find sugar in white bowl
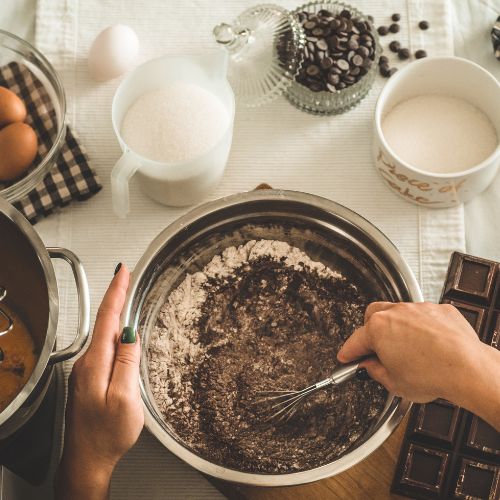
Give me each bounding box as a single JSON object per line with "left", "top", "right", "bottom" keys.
{"left": 381, "top": 94, "right": 498, "bottom": 174}
{"left": 121, "top": 83, "right": 230, "bottom": 163}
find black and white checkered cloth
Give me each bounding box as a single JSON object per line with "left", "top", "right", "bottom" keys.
{"left": 0, "top": 61, "right": 101, "bottom": 223}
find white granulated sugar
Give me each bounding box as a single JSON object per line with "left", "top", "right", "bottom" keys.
{"left": 121, "top": 83, "right": 229, "bottom": 163}
{"left": 382, "top": 94, "right": 498, "bottom": 174}
{"left": 148, "top": 239, "right": 343, "bottom": 415}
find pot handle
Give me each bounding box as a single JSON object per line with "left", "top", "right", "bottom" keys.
{"left": 47, "top": 247, "right": 91, "bottom": 364}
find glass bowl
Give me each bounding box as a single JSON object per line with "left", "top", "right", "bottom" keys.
{"left": 286, "top": 1, "right": 381, "bottom": 115}
{"left": 0, "top": 30, "right": 66, "bottom": 203}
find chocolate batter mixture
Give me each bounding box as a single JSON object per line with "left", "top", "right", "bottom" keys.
{"left": 149, "top": 240, "right": 386, "bottom": 473}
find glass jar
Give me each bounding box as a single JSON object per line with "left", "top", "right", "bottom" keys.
{"left": 286, "top": 1, "right": 381, "bottom": 115}
{"left": 0, "top": 30, "right": 66, "bottom": 204}
{"left": 214, "top": 1, "right": 380, "bottom": 116}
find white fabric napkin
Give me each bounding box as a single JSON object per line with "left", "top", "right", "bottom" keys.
{"left": 34, "top": 0, "right": 464, "bottom": 498}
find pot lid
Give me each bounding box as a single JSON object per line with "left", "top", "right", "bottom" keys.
{"left": 213, "top": 4, "right": 305, "bottom": 107}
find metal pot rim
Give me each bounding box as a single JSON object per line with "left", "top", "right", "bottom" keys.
{"left": 125, "top": 190, "right": 423, "bottom": 486}
{"left": 0, "top": 197, "right": 59, "bottom": 427}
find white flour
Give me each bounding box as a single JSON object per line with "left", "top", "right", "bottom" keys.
{"left": 121, "top": 83, "right": 229, "bottom": 163}
{"left": 148, "top": 239, "right": 343, "bottom": 415}
{"left": 382, "top": 94, "right": 498, "bottom": 174}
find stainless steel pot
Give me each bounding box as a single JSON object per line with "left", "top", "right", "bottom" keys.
{"left": 0, "top": 198, "right": 90, "bottom": 439}
{"left": 123, "top": 190, "right": 423, "bottom": 486}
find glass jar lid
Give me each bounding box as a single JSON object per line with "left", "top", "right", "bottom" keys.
{"left": 213, "top": 4, "right": 305, "bottom": 107}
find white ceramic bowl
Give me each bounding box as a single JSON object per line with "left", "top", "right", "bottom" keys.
{"left": 373, "top": 56, "right": 500, "bottom": 208}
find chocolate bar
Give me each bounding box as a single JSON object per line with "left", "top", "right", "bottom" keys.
{"left": 391, "top": 252, "right": 500, "bottom": 499}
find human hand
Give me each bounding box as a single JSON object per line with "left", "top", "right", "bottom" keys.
{"left": 338, "top": 302, "right": 484, "bottom": 403}
{"left": 55, "top": 264, "right": 143, "bottom": 500}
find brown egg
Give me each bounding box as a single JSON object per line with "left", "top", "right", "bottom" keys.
{"left": 0, "top": 87, "right": 27, "bottom": 128}
{"left": 0, "top": 123, "right": 38, "bottom": 181}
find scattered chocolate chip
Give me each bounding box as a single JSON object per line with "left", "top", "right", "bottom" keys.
{"left": 378, "top": 55, "right": 389, "bottom": 66}
{"left": 377, "top": 25, "right": 388, "bottom": 36}
{"left": 380, "top": 65, "right": 397, "bottom": 78}
{"left": 389, "top": 23, "right": 400, "bottom": 33}
{"left": 389, "top": 40, "right": 401, "bottom": 53}
{"left": 419, "top": 20, "right": 429, "bottom": 30}
{"left": 415, "top": 49, "right": 427, "bottom": 59}
{"left": 398, "top": 48, "right": 410, "bottom": 60}
{"left": 379, "top": 64, "right": 390, "bottom": 77}
{"left": 340, "top": 9, "right": 351, "bottom": 19}
{"left": 391, "top": 13, "right": 401, "bottom": 22}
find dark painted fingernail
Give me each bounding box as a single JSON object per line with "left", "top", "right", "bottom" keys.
{"left": 356, "top": 367, "right": 371, "bottom": 381}
{"left": 121, "top": 326, "right": 136, "bottom": 344}
{"left": 114, "top": 263, "right": 122, "bottom": 276}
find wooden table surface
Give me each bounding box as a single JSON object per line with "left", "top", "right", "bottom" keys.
{"left": 208, "top": 417, "right": 409, "bottom": 500}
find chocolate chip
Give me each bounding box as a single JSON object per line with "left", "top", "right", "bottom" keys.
{"left": 347, "top": 38, "right": 359, "bottom": 50}
{"left": 389, "top": 23, "right": 400, "bottom": 33}
{"left": 320, "top": 56, "right": 334, "bottom": 69}
{"left": 306, "top": 64, "right": 320, "bottom": 76}
{"left": 419, "top": 20, "right": 429, "bottom": 30}
{"left": 379, "top": 55, "right": 389, "bottom": 66}
{"left": 415, "top": 49, "right": 427, "bottom": 59}
{"left": 336, "top": 59, "right": 350, "bottom": 71}
{"left": 357, "top": 45, "right": 370, "bottom": 58}
{"left": 294, "top": 8, "right": 377, "bottom": 93}
{"left": 398, "top": 48, "right": 410, "bottom": 60}
{"left": 389, "top": 40, "right": 401, "bottom": 53}
{"left": 352, "top": 54, "right": 364, "bottom": 66}
{"left": 377, "top": 25, "right": 388, "bottom": 36}
{"left": 391, "top": 13, "right": 401, "bottom": 22}
{"left": 316, "top": 39, "right": 328, "bottom": 51}
{"left": 327, "top": 72, "right": 340, "bottom": 85}
{"left": 379, "top": 64, "right": 390, "bottom": 77}
{"left": 380, "top": 65, "right": 397, "bottom": 78}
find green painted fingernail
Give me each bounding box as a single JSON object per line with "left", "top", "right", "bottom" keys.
{"left": 121, "top": 326, "right": 136, "bottom": 344}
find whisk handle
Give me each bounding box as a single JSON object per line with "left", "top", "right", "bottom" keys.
{"left": 329, "top": 357, "right": 373, "bottom": 385}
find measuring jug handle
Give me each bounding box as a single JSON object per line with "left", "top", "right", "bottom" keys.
{"left": 111, "top": 151, "right": 141, "bottom": 218}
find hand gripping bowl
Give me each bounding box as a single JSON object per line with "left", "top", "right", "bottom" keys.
{"left": 122, "top": 190, "right": 422, "bottom": 486}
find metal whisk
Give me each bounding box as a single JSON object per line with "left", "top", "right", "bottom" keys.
{"left": 257, "top": 359, "right": 370, "bottom": 424}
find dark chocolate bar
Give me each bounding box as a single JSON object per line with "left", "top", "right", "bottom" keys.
{"left": 392, "top": 252, "right": 500, "bottom": 499}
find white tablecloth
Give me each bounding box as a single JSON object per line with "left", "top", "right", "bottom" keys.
{"left": 4, "top": 0, "right": 498, "bottom": 498}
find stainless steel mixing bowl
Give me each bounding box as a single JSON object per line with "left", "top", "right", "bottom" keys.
{"left": 122, "top": 190, "right": 422, "bottom": 486}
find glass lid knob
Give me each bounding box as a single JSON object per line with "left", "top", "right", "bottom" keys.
{"left": 213, "top": 4, "right": 305, "bottom": 107}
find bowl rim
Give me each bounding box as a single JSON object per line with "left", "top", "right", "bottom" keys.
{"left": 374, "top": 56, "right": 500, "bottom": 180}
{"left": 124, "top": 190, "right": 422, "bottom": 486}
{"left": 0, "top": 29, "right": 67, "bottom": 201}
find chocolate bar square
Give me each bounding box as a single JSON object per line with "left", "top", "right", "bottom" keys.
{"left": 400, "top": 444, "right": 449, "bottom": 493}
{"left": 467, "top": 416, "right": 500, "bottom": 456}
{"left": 414, "top": 399, "right": 460, "bottom": 444}
{"left": 443, "top": 299, "right": 486, "bottom": 337}
{"left": 454, "top": 458, "right": 500, "bottom": 500}
{"left": 451, "top": 255, "right": 496, "bottom": 301}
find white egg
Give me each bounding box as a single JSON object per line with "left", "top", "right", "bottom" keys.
{"left": 88, "top": 25, "right": 139, "bottom": 81}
